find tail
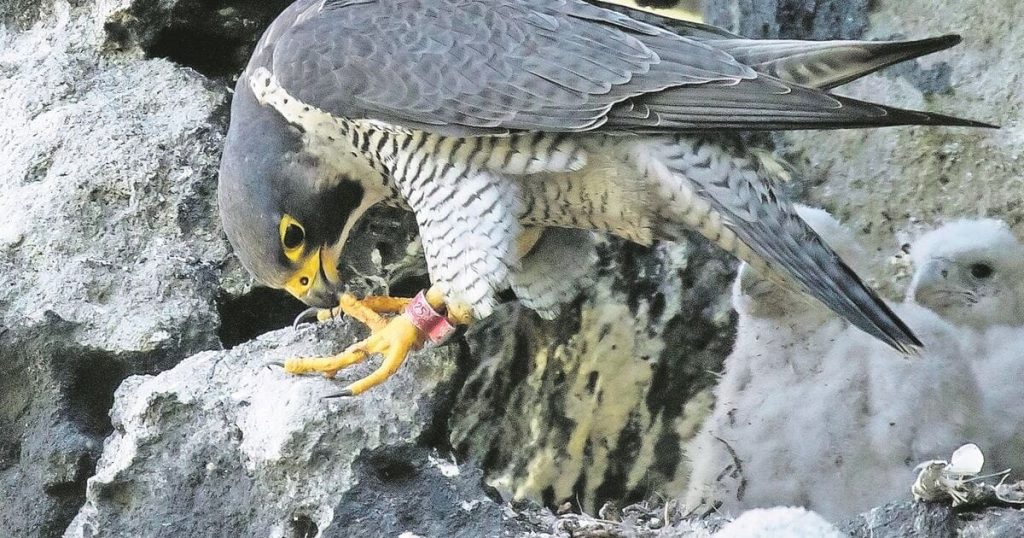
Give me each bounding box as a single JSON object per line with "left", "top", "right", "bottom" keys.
{"left": 589, "top": 2, "right": 962, "bottom": 91}
{"left": 711, "top": 35, "right": 963, "bottom": 90}
{"left": 642, "top": 135, "right": 922, "bottom": 354}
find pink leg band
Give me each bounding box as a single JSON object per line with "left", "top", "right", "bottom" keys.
{"left": 404, "top": 291, "right": 456, "bottom": 344}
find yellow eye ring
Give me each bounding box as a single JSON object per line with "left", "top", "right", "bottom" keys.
{"left": 279, "top": 214, "right": 306, "bottom": 262}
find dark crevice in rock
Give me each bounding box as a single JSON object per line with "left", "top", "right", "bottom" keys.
{"left": 43, "top": 451, "right": 96, "bottom": 498}
{"left": 1, "top": 313, "right": 202, "bottom": 537}
{"left": 62, "top": 352, "right": 127, "bottom": 437}
{"left": 106, "top": 0, "right": 293, "bottom": 80}
{"left": 541, "top": 486, "right": 556, "bottom": 508}
{"left": 594, "top": 413, "right": 645, "bottom": 506}
{"left": 146, "top": 23, "right": 247, "bottom": 79}
{"left": 326, "top": 445, "right": 510, "bottom": 538}
{"left": 216, "top": 288, "right": 308, "bottom": 349}
{"left": 368, "top": 452, "right": 420, "bottom": 484}
{"left": 0, "top": 440, "right": 19, "bottom": 473}
{"left": 286, "top": 514, "right": 319, "bottom": 538}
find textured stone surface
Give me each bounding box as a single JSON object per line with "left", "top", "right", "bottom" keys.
{"left": 0, "top": 1, "right": 237, "bottom": 534}
{"left": 960, "top": 507, "right": 1024, "bottom": 538}
{"left": 64, "top": 321, "right": 480, "bottom": 538}
{"left": 839, "top": 502, "right": 1024, "bottom": 538}
{"left": 841, "top": 501, "right": 958, "bottom": 538}
{"left": 0, "top": 2, "right": 429, "bottom": 535}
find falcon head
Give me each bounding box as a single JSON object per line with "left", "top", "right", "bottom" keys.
{"left": 908, "top": 219, "right": 1024, "bottom": 329}
{"left": 218, "top": 81, "right": 364, "bottom": 308}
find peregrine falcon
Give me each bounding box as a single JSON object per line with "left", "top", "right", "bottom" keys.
{"left": 218, "top": 0, "right": 991, "bottom": 395}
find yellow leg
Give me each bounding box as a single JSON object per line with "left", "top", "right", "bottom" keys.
{"left": 282, "top": 285, "right": 466, "bottom": 395}
{"left": 311, "top": 294, "right": 413, "bottom": 327}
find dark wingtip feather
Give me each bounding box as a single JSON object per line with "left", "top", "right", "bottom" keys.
{"left": 848, "top": 267, "right": 925, "bottom": 355}
{"left": 901, "top": 34, "right": 962, "bottom": 56}
{"left": 831, "top": 93, "right": 999, "bottom": 129}
{"left": 880, "top": 106, "right": 999, "bottom": 129}
{"left": 808, "top": 250, "right": 925, "bottom": 356}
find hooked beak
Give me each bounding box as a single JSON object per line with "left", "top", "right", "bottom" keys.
{"left": 910, "top": 259, "right": 975, "bottom": 307}
{"left": 909, "top": 259, "right": 948, "bottom": 300}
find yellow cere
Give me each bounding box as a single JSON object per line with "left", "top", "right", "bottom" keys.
{"left": 283, "top": 252, "right": 320, "bottom": 299}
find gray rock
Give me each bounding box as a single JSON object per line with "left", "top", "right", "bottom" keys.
{"left": 960, "top": 508, "right": 1024, "bottom": 538}
{"left": 841, "top": 501, "right": 958, "bottom": 538}
{"left": 64, "top": 320, "right": 475, "bottom": 537}
{"left": 0, "top": 1, "right": 240, "bottom": 534}
{"left": 704, "top": 0, "right": 869, "bottom": 39}
{"left": 840, "top": 502, "right": 1024, "bottom": 538}
{"left": 0, "top": 2, "right": 426, "bottom": 534}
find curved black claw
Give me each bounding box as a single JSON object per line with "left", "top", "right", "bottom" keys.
{"left": 323, "top": 388, "right": 354, "bottom": 399}
{"left": 265, "top": 361, "right": 285, "bottom": 371}
{"left": 292, "top": 307, "right": 321, "bottom": 330}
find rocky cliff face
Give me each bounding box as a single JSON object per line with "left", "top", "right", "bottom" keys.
{"left": 0, "top": 2, "right": 232, "bottom": 534}
{"left": 0, "top": 0, "right": 1021, "bottom": 537}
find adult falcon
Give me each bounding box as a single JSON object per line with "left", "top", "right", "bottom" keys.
{"left": 218, "top": 0, "right": 992, "bottom": 396}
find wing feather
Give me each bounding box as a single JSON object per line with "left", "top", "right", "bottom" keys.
{"left": 262, "top": 0, "right": 989, "bottom": 136}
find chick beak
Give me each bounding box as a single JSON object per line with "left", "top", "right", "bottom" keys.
{"left": 910, "top": 259, "right": 949, "bottom": 297}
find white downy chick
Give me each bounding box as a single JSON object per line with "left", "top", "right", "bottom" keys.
{"left": 685, "top": 206, "right": 982, "bottom": 522}
{"left": 713, "top": 507, "right": 845, "bottom": 538}
{"left": 908, "top": 219, "right": 1024, "bottom": 476}
{"left": 685, "top": 205, "right": 865, "bottom": 518}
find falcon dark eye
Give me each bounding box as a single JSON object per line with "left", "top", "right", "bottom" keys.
{"left": 283, "top": 224, "right": 305, "bottom": 249}
{"left": 970, "top": 263, "right": 994, "bottom": 279}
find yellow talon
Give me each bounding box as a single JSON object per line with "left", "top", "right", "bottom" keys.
{"left": 337, "top": 293, "right": 388, "bottom": 332}
{"left": 282, "top": 286, "right": 466, "bottom": 395}
{"left": 339, "top": 315, "right": 421, "bottom": 395}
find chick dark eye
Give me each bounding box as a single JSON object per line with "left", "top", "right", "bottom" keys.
{"left": 970, "top": 263, "right": 994, "bottom": 279}
{"left": 283, "top": 224, "right": 305, "bottom": 249}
